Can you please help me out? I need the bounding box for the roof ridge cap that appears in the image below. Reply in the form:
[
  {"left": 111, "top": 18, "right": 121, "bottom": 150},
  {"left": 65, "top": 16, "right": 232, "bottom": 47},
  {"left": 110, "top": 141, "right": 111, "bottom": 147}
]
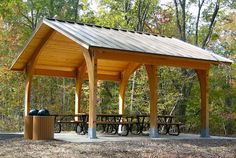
[{"left": 45, "top": 18, "right": 172, "bottom": 38}]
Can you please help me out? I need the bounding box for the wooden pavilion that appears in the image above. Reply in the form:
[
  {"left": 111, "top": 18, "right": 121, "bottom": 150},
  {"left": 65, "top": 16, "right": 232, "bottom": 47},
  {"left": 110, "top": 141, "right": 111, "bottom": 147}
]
[{"left": 10, "top": 18, "right": 233, "bottom": 139}]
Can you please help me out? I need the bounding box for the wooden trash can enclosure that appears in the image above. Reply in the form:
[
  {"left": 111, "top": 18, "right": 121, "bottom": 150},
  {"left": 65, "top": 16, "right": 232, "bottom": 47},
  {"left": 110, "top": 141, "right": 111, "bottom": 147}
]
[
  {"left": 33, "top": 116, "right": 55, "bottom": 140},
  {"left": 24, "top": 116, "right": 33, "bottom": 139}
]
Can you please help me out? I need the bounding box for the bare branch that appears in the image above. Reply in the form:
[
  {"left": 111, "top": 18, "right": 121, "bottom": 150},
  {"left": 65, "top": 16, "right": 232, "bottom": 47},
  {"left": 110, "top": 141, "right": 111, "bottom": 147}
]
[
  {"left": 181, "top": 0, "right": 186, "bottom": 41},
  {"left": 28, "top": 0, "right": 35, "bottom": 31},
  {"left": 137, "top": 0, "right": 142, "bottom": 31},
  {"left": 202, "top": 1, "right": 220, "bottom": 48},
  {"left": 20, "top": 12, "right": 33, "bottom": 30},
  {"left": 195, "top": 0, "right": 205, "bottom": 46},
  {"left": 174, "top": 0, "right": 183, "bottom": 39},
  {"left": 74, "top": 0, "right": 80, "bottom": 22},
  {"left": 141, "top": 0, "right": 151, "bottom": 30}
]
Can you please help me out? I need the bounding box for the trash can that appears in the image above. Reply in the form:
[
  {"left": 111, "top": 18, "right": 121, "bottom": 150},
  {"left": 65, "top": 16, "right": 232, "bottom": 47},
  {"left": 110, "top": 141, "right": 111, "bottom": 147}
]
[
  {"left": 24, "top": 116, "right": 33, "bottom": 139},
  {"left": 33, "top": 116, "right": 55, "bottom": 140}
]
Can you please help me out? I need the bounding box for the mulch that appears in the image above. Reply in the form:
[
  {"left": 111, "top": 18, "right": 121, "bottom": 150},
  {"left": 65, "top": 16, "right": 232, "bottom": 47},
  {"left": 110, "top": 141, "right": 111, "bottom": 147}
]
[{"left": 0, "top": 133, "right": 235, "bottom": 158}]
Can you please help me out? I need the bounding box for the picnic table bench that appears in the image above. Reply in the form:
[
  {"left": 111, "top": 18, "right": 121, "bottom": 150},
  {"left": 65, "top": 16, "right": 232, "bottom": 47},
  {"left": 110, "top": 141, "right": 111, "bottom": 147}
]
[{"left": 157, "top": 115, "right": 184, "bottom": 136}]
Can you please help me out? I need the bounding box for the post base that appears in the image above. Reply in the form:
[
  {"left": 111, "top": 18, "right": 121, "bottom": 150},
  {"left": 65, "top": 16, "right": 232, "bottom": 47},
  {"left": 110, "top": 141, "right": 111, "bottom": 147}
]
[
  {"left": 149, "top": 128, "right": 158, "bottom": 138},
  {"left": 88, "top": 128, "right": 97, "bottom": 139},
  {"left": 200, "top": 128, "right": 210, "bottom": 138}
]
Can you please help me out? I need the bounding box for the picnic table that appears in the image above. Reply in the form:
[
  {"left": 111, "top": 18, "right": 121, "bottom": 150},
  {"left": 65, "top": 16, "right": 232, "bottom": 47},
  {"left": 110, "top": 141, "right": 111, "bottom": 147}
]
[
  {"left": 53, "top": 114, "right": 183, "bottom": 136},
  {"left": 96, "top": 114, "right": 132, "bottom": 136},
  {"left": 53, "top": 113, "right": 88, "bottom": 134}
]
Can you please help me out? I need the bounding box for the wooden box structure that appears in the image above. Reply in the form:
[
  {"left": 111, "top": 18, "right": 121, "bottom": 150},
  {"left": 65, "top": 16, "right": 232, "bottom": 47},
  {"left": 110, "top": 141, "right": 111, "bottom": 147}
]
[
  {"left": 24, "top": 116, "right": 33, "bottom": 139},
  {"left": 32, "top": 116, "right": 54, "bottom": 140}
]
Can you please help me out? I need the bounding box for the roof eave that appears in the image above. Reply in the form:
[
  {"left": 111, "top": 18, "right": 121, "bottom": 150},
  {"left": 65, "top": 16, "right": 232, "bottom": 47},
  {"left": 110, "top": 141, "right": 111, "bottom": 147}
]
[
  {"left": 9, "top": 19, "right": 45, "bottom": 71},
  {"left": 91, "top": 46, "right": 233, "bottom": 66},
  {"left": 10, "top": 18, "right": 91, "bottom": 71},
  {"left": 43, "top": 18, "right": 90, "bottom": 50}
]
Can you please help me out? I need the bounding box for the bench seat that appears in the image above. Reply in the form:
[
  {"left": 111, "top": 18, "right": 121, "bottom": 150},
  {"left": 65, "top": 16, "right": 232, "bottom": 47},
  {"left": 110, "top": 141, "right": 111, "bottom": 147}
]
[{"left": 157, "top": 122, "right": 184, "bottom": 136}]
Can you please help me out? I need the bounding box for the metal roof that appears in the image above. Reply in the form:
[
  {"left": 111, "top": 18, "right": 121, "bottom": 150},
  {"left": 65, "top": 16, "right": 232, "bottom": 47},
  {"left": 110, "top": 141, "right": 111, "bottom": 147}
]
[
  {"left": 10, "top": 18, "right": 233, "bottom": 72},
  {"left": 41, "top": 18, "right": 232, "bottom": 64}
]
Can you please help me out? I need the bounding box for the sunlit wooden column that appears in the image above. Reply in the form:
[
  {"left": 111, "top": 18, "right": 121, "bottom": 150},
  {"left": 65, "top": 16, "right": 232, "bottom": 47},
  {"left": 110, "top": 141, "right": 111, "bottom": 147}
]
[
  {"left": 83, "top": 49, "right": 97, "bottom": 139},
  {"left": 145, "top": 65, "right": 158, "bottom": 138},
  {"left": 196, "top": 69, "right": 210, "bottom": 137},
  {"left": 88, "top": 53, "right": 97, "bottom": 139},
  {"left": 118, "top": 63, "right": 141, "bottom": 115},
  {"left": 24, "top": 65, "right": 34, "bottom": 139},
  {"left": 75, "top": 63, "right": 86, "bottom": 121},
  {"left": 118, "top": 77, "right": 129, "bottom": 134},
  {"left": 24, "top": 73, "right": 33, "bottom": 116},
  {"left": 119, "top": 79, "right": 128, "bottom": 115}
]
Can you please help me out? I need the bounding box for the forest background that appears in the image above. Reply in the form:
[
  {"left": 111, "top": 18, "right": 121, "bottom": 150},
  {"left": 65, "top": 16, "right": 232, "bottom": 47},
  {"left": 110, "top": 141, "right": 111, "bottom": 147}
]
[{"left": 0, "top": 0, "right": 235, "bottom": 136}]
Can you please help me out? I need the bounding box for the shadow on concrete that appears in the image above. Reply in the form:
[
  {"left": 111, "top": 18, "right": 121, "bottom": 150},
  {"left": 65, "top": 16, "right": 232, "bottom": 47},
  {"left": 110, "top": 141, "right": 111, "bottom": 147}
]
[{"left": 0, "top": 133, "right": 23, "bottom": 140}]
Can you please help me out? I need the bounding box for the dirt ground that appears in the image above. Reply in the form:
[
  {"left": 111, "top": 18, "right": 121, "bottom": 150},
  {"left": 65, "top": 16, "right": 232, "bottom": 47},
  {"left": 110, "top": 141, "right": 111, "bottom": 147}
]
[{"left": 0, "top": 133, "right": 236, "bottom": 158}]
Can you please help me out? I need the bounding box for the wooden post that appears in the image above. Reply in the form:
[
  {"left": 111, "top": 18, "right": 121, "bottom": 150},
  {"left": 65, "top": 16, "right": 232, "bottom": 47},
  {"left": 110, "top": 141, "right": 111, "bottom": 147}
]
[
  {"left": 119, "top": 80, "right": 127, "bottom": 115},
  {"left": 24, "top": 73, "right": 33, "bottom": 116},
  {"left": 75, "top": 63, "right": 86, "bottom": 120},
  {"left": 82, "top": 49, "right": 97, "bottom": 139},
  {"left": 145, "top": 65, "right": 158, "bottom": 138},
  {"left": 118, "top": 63, "right": 141, "bottom": 114},
  {"left": 118, "top": 78, "right": 128, "bottom": 134},
  {"left": 196, "top": 69, "right": 210, "bottom": 137},
  {"left": 88, "top": 52, "right": 97, "bottom": 139}
]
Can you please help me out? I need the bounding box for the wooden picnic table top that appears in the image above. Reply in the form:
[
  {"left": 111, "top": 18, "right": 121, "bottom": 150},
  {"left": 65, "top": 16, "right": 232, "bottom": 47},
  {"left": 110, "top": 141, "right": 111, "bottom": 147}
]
[
  {"left": 51, "top": 113, "right": 87, "bottom": 117},
  {"left": 97, "top": 114, "right": 123, "bottom": 117},
  {"left": 52, "top": 114, "right": 176, "bottom": 120}
]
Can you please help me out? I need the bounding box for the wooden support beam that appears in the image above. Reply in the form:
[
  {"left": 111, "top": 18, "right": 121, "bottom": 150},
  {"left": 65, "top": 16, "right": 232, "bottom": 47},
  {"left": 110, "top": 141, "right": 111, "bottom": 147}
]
[
  {"left": 119, "top": 63, "right": 141, "bottom": 114},
  {"left": 196, "top": 69, "right": 210, "bottom": 137},
  {"left": 24, "top": 29, "right": 54, "bottom": 116},
  {"left": 83, "top": 73, "right": 121, "bottom": 81},
  {"left": 82, "top": 48, "right": 97, "bottom": 139},
  {"left": 33, "top": 69, "right": 121, "bottom": 81},
  {"left": 145, "top": 65, "right": 158, "bottom": 138},
  {"left": 75, "top": 62, "right": 86, "bottom": 118},
  {"left": 34, "top": 69, "right": 76, "bottom": 78},
  {"left": 35, "top": 65, "right": 75, "bottom": 72},
  {"left": 94, "top": 48, "right": 211, "bottom": 70}
]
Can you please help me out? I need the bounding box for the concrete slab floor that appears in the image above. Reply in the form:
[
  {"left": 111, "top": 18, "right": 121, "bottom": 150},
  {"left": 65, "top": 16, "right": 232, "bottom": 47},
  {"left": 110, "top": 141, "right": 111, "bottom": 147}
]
[{"left": 54, "top": 132, "right": 236, "bottom": 143}]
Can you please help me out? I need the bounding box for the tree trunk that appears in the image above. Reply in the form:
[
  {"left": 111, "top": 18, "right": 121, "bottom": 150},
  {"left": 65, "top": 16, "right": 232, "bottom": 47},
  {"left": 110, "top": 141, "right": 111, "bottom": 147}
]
[
  {"left": 130, "top": 71, "right": 136, "bottom": 113},
  {"left": 74, "top": 0, "right": 80, "bottom": 22},
  {"left": 49, "top": 0, "right": 55, "bottom": 18},
  {"left": 224, "top": 74, "right": 233, "bottom": 135},
  {"left": 195, "top": 0, "right": 205, "bottom": 46},
  {"left": 61, "top": 78, "right": 66, "bottom": 113}
]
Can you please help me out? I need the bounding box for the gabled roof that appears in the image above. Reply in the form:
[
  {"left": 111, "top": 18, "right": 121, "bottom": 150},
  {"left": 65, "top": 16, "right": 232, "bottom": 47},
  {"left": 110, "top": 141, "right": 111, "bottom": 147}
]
[
  {"left": 43, "top": 18, "right": 232, "bottom": 63},
  {"left": 10, "top": 18, "right": 233, "bottom": 75}
]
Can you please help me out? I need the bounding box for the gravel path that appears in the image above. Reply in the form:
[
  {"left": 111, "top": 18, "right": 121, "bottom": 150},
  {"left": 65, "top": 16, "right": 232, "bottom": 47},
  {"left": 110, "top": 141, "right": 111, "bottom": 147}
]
[{"left": 0, "top": 133, "right": 235, "bottom": 158}]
